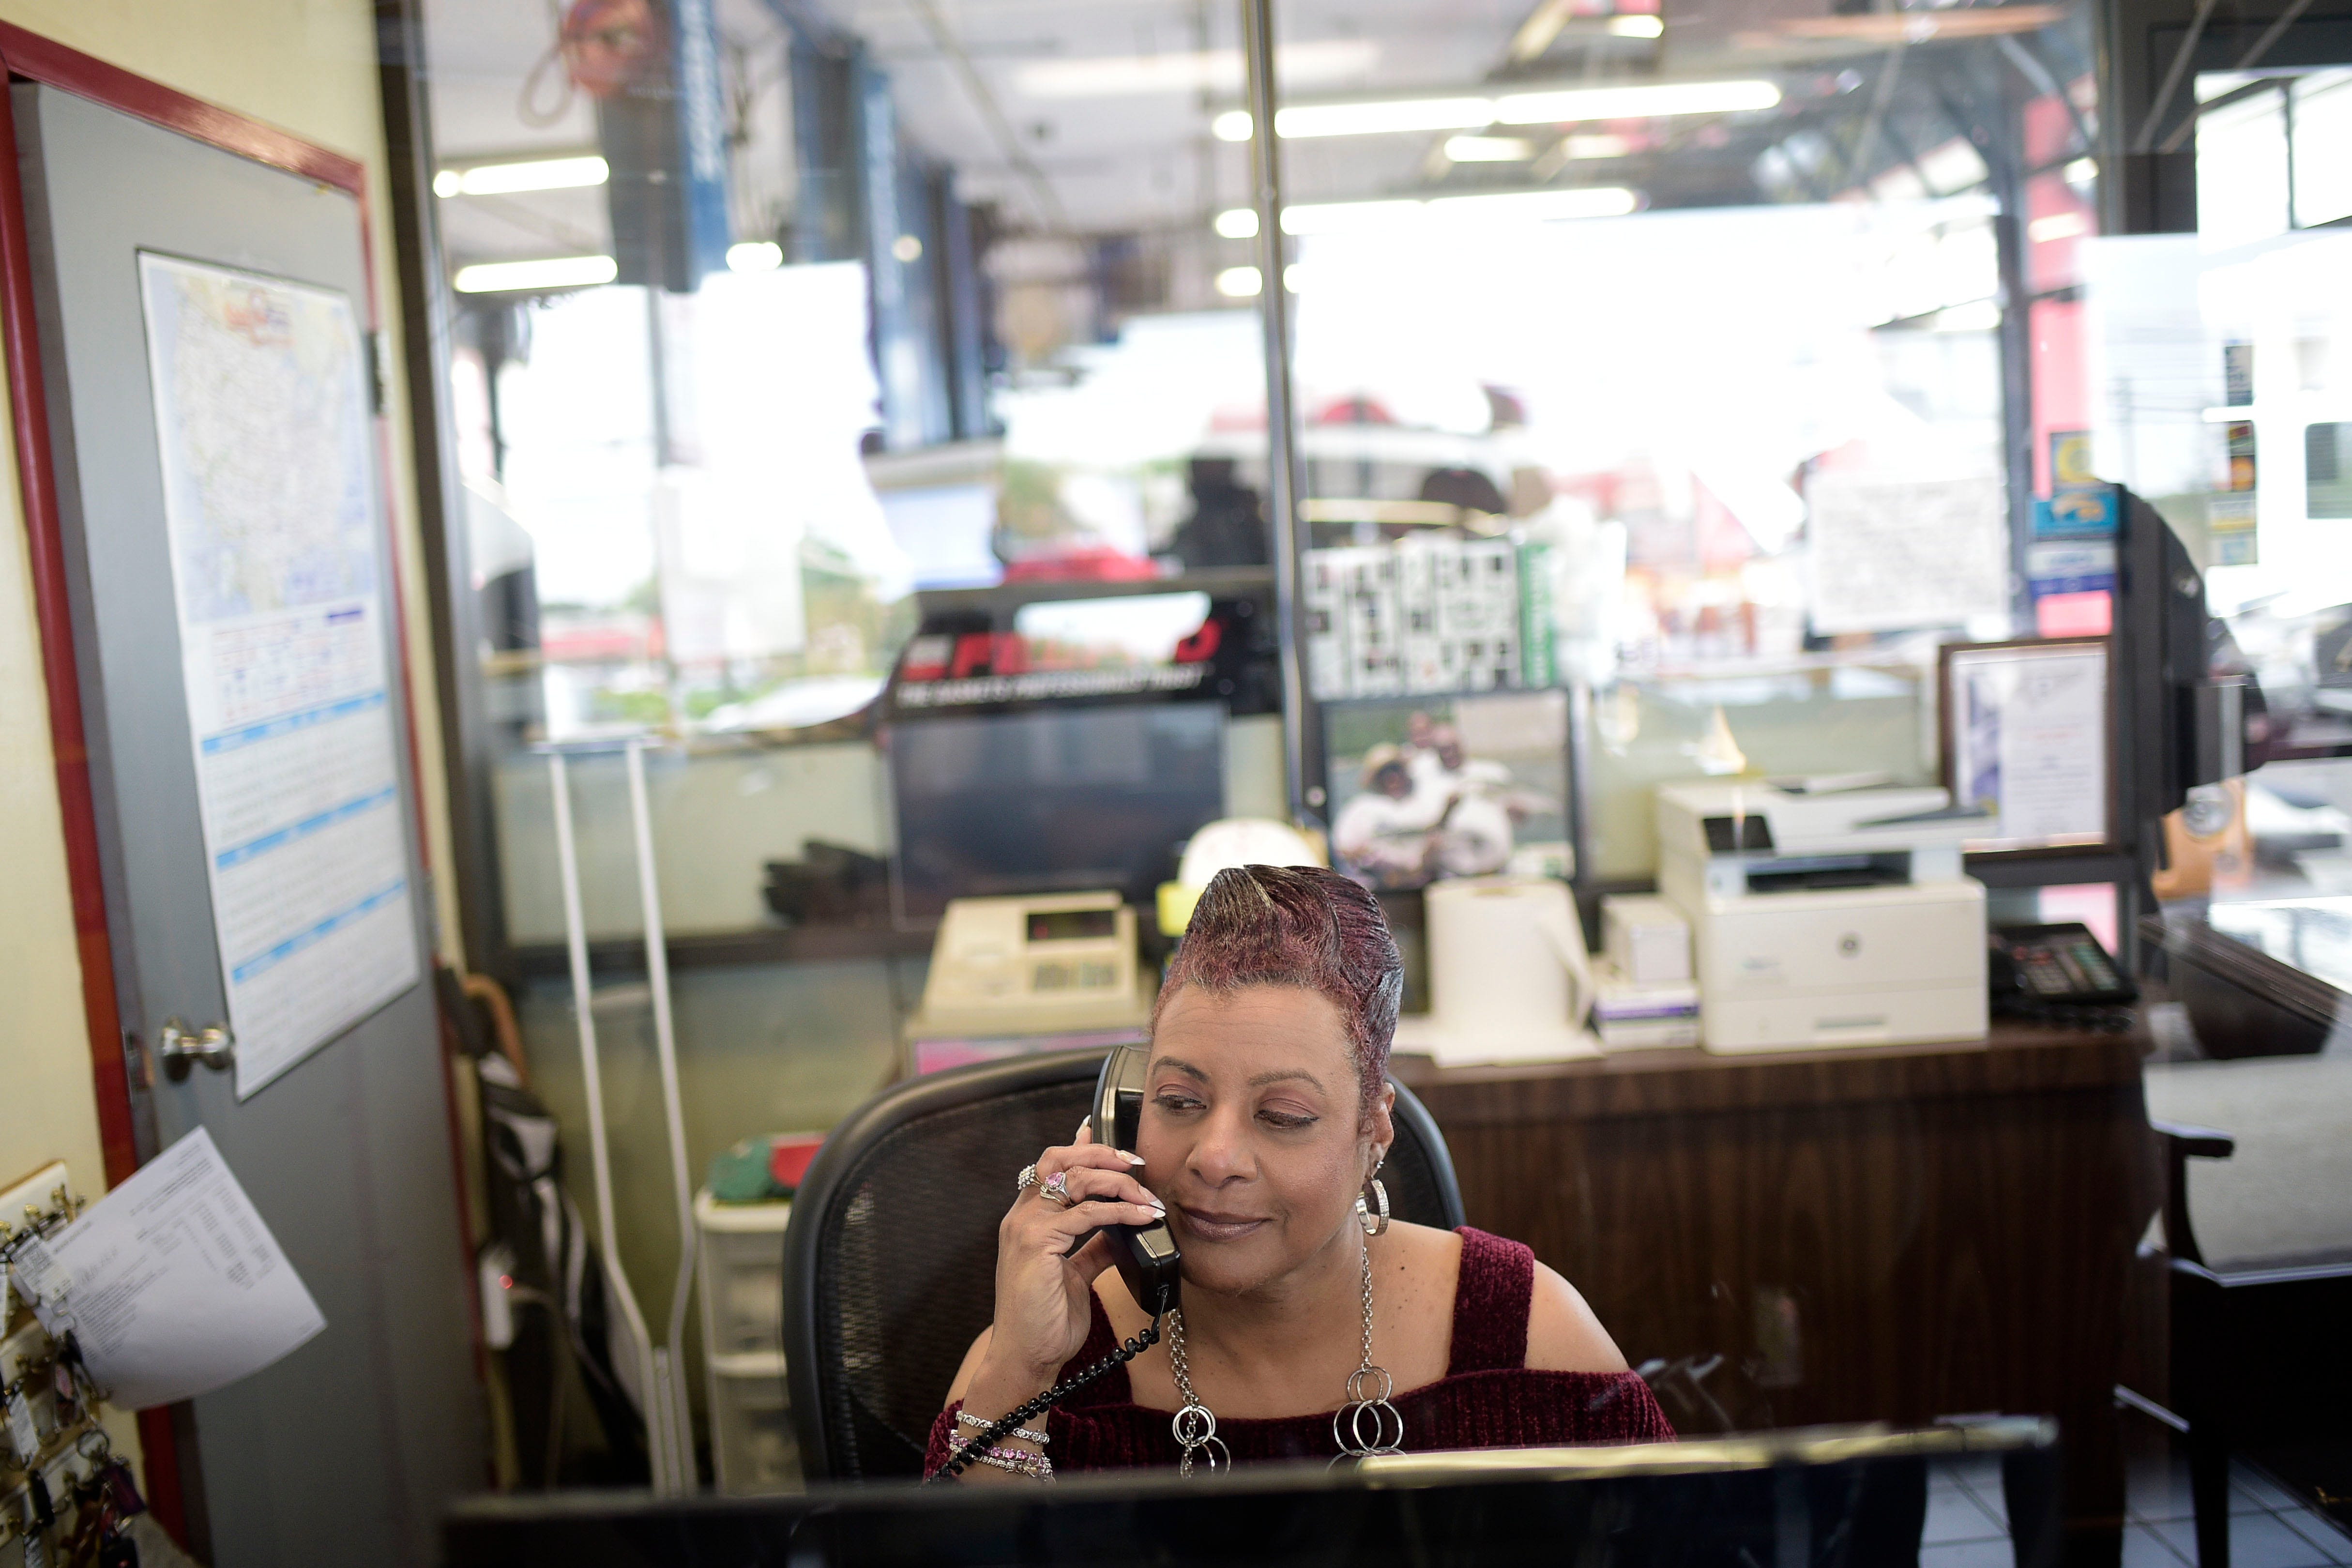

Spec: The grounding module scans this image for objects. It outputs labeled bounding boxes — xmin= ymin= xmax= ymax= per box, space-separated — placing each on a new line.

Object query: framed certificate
xmin=1938 ymin=638 xmax=2117 ymax=855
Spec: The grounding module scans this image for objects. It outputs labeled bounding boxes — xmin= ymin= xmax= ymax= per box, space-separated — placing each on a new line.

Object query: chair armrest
xmin=2151 ymin=1121 xmax=2235 ymax=1268
xmin=2151 ymin=1120 xmax=2236 ymax=1162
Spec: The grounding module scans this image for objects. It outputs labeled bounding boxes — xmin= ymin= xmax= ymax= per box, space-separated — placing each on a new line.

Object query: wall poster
xmin=138 ymin=252 xmax=419 ymax=1097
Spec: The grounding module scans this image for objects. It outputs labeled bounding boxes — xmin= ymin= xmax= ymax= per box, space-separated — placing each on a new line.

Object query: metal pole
xmin=548 ymin=749 xmax=672 ymax=1493
xmin=626 ymin=738 xmax=700 ymax=1491
xmin=1242 ymin=0 xmax=1312 ymax=824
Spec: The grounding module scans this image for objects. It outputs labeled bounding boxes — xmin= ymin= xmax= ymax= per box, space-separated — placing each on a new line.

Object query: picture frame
xmin=1937 ymin=637 xmax=2119 ymax=857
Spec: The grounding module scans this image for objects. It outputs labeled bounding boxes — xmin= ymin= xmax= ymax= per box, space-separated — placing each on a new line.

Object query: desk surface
xmin=1389 ymin=1018 xmax=2149 ymax=1124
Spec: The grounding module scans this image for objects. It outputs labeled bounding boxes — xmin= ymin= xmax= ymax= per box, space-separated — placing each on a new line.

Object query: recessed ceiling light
xmin=726 ymin=242 xmax=783 ymax=273
xmin=1215 ymin=208 xmax=1260 ymax=239
xmin=1608 ymin=15 xmax=1665 ymax=38
xmin=1215 ymin=265 xmax=1263 ymax=297
xmin=452 ymin=256 xmax=618 ymax=293
xmin=437 ymin=155 xmax=610 ymax=197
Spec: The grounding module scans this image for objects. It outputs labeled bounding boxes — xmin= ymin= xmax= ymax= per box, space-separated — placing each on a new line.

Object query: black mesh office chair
xmin=781 ymin=1047 xmax=1466 ymax=1481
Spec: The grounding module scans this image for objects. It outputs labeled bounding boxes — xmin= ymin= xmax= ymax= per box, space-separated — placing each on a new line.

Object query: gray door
xmin=15 ymin=82 xmax=482 ymax=1566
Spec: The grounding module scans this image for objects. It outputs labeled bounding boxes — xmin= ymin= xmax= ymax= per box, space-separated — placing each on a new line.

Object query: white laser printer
xmin=1654 ymin=780 xmax=1988 ymax=1053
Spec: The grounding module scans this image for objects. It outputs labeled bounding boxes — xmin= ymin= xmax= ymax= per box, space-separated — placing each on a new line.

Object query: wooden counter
xmin=1393 ymin=1021 xmax=2156 ymax=1568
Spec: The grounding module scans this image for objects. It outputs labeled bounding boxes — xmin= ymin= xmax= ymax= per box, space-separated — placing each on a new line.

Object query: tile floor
xmin=1916 ymin=1451 xmax=2352 ymax=1568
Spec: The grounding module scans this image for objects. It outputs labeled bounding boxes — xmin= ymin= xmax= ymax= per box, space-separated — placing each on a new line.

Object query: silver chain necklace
xmin=1164 ymin=1234 xmax=1405 ymax=1475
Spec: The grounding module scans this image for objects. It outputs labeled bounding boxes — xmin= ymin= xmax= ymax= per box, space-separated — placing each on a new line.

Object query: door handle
xmin=156 ymin=1018 xmax=235 ymax=1080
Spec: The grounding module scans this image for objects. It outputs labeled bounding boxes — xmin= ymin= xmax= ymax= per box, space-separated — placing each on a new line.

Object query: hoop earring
xmin=1355 ymin=1175 xmax=1389 ymax=1236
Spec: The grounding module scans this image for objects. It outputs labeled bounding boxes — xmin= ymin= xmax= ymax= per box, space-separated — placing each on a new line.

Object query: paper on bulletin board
xmin=1806 ymin=474 xmax=2009 ymax=634
xmin=138 ymin=253 xmax=419 ymax=1098
xmin=26 ymin=1128 xmax=325 ymax=1411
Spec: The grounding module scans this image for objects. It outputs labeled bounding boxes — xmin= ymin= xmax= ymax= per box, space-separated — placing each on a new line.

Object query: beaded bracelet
xmin=956 ymin=1410 xmax=1049 ymax=1445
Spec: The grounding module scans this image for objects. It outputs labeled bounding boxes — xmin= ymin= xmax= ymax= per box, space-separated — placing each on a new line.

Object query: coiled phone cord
xmin=936 ymin=1290 xmax=1169 ymax=1480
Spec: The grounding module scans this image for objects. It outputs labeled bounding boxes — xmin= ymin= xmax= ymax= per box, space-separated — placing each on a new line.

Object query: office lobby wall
xmin=0 ymin=0 xmax=458 ymax=1228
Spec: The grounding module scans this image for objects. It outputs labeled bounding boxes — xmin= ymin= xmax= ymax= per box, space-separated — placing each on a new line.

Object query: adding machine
xmin=1654 ymin=780 xmax=1989 ymax=1053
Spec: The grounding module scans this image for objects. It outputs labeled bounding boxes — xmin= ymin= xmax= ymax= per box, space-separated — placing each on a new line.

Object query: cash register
xmin=1654 ymin=779 xmax=1990 ymax=1052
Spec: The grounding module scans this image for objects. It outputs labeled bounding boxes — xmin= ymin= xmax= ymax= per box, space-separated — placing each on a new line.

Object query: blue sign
xmin=2033 ymin=486 xmax=2119 ymax=539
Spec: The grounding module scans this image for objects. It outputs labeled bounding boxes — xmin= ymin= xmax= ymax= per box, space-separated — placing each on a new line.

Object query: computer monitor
xmin=887 ymin=703 xmax=1227 ymax=924
xmin=443 ymin=1419 xmax=2060 ymax=1568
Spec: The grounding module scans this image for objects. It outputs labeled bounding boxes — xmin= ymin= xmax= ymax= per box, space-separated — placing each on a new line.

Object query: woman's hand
xmin=977 ymin=1121 xmax=1165 ymax=1390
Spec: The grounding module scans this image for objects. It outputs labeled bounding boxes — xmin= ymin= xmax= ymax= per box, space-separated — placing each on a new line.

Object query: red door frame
xmin=0 ymin=24 xmax=436 ymax=1544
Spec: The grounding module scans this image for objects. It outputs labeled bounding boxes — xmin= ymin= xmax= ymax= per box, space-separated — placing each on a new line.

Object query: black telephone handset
xmin=1988 ymin=921 xmax=2137 ymax=1029
xmin=1090 ymin=1045 xmax=1182 ymax=1317
xmin=938 ymin=1048 xmax=1178 ymax=1479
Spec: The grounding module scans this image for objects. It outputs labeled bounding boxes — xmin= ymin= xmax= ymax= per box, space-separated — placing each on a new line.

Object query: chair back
xmin=781 ymin=1047 xmax=1465 ymax=1480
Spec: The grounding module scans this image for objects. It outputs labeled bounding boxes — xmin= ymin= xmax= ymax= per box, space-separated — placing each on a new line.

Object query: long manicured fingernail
xmin=1118 ymin=1150 xmax=1145 ymax=1166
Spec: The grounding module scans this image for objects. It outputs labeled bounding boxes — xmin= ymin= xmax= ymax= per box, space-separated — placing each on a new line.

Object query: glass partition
xmin=409 ymin=0 xmax=2352 ymax=1529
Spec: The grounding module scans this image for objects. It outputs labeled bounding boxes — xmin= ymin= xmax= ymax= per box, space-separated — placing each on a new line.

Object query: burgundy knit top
xmin=925 ymin=1227 xmax=1672 ymax=1475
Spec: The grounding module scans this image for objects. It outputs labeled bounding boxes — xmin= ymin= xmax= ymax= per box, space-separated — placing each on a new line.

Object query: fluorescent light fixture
xmin=1561 ymin=133 xmax=1633 ymax=159
xmin=1215 ymin=78 xmax=1781 ymax=141
xmin=1213 ymin=189 xmax=1638 ymax=240
xmin=1278 ymin=97 xmax=1496 ymax=138
xmin=438 ymin=155 xmax=610 ymax=197
xmin=1931 ymin=299 xmax=2002 ymax=333
xmin=1215 ymin=265 xmax=1263 ymax=297
xmin=2064 ymin=156 xmax=2098 ymax=184
xmin=727 ymin=241 xmax=783 ymax=272
xmin=1445 ymin=135 xmax=1538 ymax=162
xmin=1282 ymin=198 xmax=1427 ymax=234
xmin=1017 ymin=40 xmax=1377 ymax=99
xmin=1608 ymin=15 xmax=1665 ymax=38
xmin=1494 ymin=80 xmax=1780 ymax=124
xmin=453 ymin=255 xmax=618 ymax=293
xmin=1428 ymin=187 xmax=1639 ymax=221
xmin=2027 ymin=211 xmax=2090 ymax=244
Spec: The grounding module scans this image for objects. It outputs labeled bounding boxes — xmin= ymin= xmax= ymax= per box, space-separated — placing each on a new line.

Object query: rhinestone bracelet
xmin=967 ymin=1445 xmax=1054 ymax=1480
xmin=956 ymin=1410 xmax=1049 ymax=1445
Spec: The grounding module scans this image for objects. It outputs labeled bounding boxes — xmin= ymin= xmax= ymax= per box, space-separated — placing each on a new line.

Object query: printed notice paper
xmin=138 ymin=254 xmax=419 ymax=1096
xmin=1948 ymin=642 xmax=2109 ymax=851
xmin=30 ymin=1128 xmax=325 ymax=1410
xmin=1807 ymin=473 xmax=2009 ymax=635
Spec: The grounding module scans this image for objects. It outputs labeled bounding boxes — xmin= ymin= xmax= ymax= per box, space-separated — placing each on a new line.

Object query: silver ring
xmin=1040 ymin=1170 xmax=1075 ymax=1207
xmin=1015 ymin=1162 xmax=1040 ymax=1195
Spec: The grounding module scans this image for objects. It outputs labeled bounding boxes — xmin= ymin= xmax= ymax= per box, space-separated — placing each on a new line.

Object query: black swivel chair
xmin=781 ymin=1048 xmax=1467 ymax=1481
xmin=2140 ymin=1120 xmax=2352 ymax=1568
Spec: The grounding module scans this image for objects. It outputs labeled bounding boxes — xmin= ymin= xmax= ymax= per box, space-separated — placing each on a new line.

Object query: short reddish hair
xmin=1152 ymin=864 xmax=1403 ymax=1120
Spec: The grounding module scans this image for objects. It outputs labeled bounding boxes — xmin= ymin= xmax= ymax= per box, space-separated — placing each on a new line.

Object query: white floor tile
xmin=2124 ymin=1523 xmax=2191 ymax=1568
xmin=2278 ymin=1509 xmax=2352 ymax=1567
xmin=2151 ymin=1511 xmax=2338 ymax=1568
xmin=1920 ymin=1539 xmax=2016 ymax=1568
xmin=1923 ymin=1485 xmax=2008 ymax=1545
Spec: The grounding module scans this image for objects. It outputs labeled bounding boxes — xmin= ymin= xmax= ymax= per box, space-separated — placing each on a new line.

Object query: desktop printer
xmin=1654 ymin=781 xmax=1988 ymax=1052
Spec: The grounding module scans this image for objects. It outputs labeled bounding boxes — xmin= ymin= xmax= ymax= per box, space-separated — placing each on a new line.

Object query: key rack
xmin=0 ymin=1162 xmax=137 ymax=1556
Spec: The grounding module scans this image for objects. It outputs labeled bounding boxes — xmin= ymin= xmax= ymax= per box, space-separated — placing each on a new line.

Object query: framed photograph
xmin=1938 ymin=637 xmax=2117 ymax=855
xmin=1323 ymin=689 xmax=1571 ymax=891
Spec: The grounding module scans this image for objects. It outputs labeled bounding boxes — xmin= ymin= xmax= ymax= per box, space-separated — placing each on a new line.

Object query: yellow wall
xmin=0 ymin=0 xmax=460 ymax=1473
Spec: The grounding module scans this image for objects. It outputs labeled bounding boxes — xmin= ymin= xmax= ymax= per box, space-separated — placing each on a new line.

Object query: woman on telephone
xmin=928 ymin=864 xmax=1670 ymax=1480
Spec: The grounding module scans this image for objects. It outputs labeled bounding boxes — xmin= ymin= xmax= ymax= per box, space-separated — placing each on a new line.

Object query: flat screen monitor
xmin=888 ymin=703 xmax=1227 ymax=924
